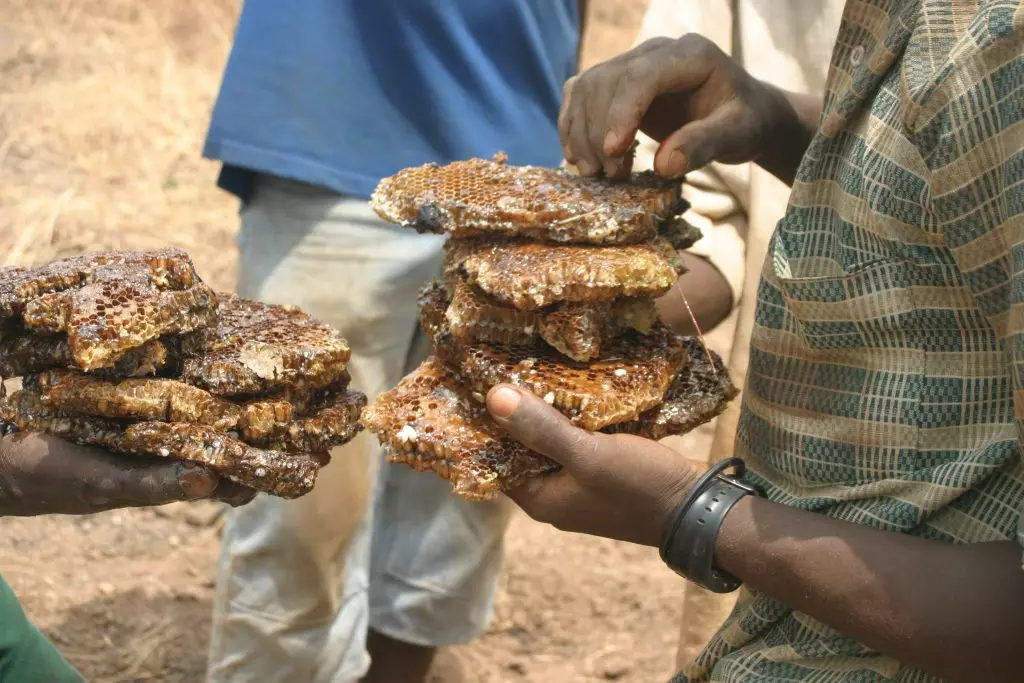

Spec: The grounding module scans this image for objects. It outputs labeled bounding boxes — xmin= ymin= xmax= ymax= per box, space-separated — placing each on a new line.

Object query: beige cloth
xmin=629 ymin=0 xmax=844 ymax=668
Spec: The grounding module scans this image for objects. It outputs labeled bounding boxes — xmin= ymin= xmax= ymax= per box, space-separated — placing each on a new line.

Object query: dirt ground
xmin=0 ymin=2 xmax=730 ymax=681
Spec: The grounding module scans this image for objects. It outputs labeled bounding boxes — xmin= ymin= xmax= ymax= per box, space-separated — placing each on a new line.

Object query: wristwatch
xmin=659 ymin=457 xmax=760 ymax=593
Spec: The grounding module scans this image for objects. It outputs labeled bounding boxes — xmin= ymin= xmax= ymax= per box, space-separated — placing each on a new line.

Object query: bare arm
xmin=656 ymin=253 xmax=732 ymax=334
xmin=486 ymin=387 xmax=1024 ymax=683
xmin=717 ymin=496 xmax=1024 ymax=683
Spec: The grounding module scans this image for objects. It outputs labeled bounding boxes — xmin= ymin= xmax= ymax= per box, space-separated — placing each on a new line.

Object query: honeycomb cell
xmin=0 ymin=332 xmax=171 ymax=379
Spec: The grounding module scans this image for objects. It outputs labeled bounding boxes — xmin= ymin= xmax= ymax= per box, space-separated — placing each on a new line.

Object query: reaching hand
xmin=486 ymin=385 xmax=699 ymax=546
xmin=560 ymin=34 xmax=815 ymax=184
xmin=0 ymin=432 xmax=255 ymax=516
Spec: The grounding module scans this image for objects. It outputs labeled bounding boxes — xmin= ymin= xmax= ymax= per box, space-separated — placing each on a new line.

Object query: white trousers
xmin=206 ymin=176 xmax=514 ymax=683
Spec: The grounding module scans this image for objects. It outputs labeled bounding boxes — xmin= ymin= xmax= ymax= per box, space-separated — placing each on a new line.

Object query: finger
xmin=96 ymin=458 xmax=218 ymax=508
xmin=580 ymin=71 xmax=624 ymax=177
xmin=558 ymin=76 xmax=577 ymax=163
xmin=652 ymin=100 xmax=751 ymax=177
xmin=486 ymin=385 xmax=605 ymax=472
xmin=602 ymin=36 xmax=711 ymax=159
xmin=565 ymin=76 xmax=601 ymax=176
xmin=602 ymin=35 xmax=724 ymax=161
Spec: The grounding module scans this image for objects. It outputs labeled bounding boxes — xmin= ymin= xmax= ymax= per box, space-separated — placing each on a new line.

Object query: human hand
xmin=559 ymin=34 xmax=789 ymax=179
xmin=0 ymin=432 xmax=255 ymax=516
xmin=486 ymin=385 xmax=699 ymax=546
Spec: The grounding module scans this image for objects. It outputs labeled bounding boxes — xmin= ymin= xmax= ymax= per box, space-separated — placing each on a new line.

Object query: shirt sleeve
xmin=917 ymin=11 xmax=1024 ymax=551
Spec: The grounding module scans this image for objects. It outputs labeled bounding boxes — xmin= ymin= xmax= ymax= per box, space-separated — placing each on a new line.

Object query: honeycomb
xmin=2 ymin=249 xmax=215 ymax=371
xmin=444 ymin=236 xmax=682 ymax=310
xmin=179 ymin=293 xmax=351 ymax=396
xmin=0 ymin=250 xmax=362 ymax=500
xmin=239 ymin=388 xmax=366 ymax=454
xmin=0 ymin=248 xmax=196 ymax=319
xmin=660 ymin=215 xmax=704 ymax=250
xmin=364 ymin=157 xmax=738 ymax=497
xmin=0 ymin=332 xmax=171 ymax=379
xmin=26 ymin=368 xmax=364 ymax=455
xmin=432 ymin=325 xmax=690 ymax=431
xmin=429 ymin=279 xmax=658 ymax=363
xmin=360 ymin=356 xmax=558 ymax=501
xmin=371 ymin=154 xmax=684 ymax=245
xmin=360 ymin=348 xmax=737 ymax=500
xmin=604 ymin=337 xmax=738 ymax=439
xmin=0 ymin=387 xmax=319 ymax=498
xmin=30 ymin=369 xmax=244 ymax=431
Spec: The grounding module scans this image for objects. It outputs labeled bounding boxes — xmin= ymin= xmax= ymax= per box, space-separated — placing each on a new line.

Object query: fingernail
xmin=665 ymin=150 xmax=687 ymax=178
xmin=563 ymin=144 xmax=576 ymax=163
xmin=488 ymin=387 xmax=522 ymax=419
xmin=576 ymin=159 xmax=599 ymax=177
xmin=604 ymin=157 xmax=622 ymax=177
xmin=603 ymin=130 xmax=620 ymax=154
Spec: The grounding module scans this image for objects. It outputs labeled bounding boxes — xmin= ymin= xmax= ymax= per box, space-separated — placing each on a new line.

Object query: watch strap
xmin=659 ymin=458 xmax=758 ymax=594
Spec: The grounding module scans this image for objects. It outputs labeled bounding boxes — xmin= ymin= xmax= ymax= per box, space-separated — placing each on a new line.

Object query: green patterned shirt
xmin=674 ymin=1 xmax=1024 ymax=681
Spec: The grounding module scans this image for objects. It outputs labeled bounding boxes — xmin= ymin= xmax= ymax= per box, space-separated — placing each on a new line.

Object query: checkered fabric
xmin=672 ymin=1 xmax=1024 ymax=681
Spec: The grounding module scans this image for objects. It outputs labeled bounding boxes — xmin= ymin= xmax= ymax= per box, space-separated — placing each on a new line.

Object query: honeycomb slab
xmin=371 ymin=154 xmax=683 ymax=245
xmin=179 ymin=293 xmax=351 ymax=396
xmin=361 ymin=356 xmax=558 ymax=500
xmin=444 ymin=237 xmax=682 ymax=310
xmin=0 ymin=248 xmax=217 ymax=371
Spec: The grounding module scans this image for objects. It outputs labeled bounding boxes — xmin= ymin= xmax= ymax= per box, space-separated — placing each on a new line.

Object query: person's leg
xmin=206 ymin=175 xmax=445 ymax=683
xmin=362 ymin=324 xmax=516 ymax=683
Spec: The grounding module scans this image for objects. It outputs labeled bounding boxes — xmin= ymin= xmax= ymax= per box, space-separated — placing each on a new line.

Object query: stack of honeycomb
xmin=0 ymin=249 xmax=364 ymax=499
xmin=363 ymin=155 xmax=737 ymax=501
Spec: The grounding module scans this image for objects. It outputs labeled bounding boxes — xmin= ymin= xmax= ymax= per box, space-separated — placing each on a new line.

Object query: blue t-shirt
xmin=203 ymin=0 xmax=580 ymax=201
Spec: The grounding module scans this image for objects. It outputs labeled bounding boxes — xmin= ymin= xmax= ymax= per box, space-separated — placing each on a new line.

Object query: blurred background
xmin=0 ymin=2 xmax=721 ymax=681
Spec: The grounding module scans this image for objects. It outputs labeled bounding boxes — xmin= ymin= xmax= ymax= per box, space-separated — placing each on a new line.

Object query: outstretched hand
xmin=0 ymin=432 xmax=255 ymax=516
xmin=487 ymin=385 xmax=699 ymax=547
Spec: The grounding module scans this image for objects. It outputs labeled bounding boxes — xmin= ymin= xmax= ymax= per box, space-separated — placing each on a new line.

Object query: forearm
xmin=656 ymin=253 xmax=732 ymax=335
xmin=755 ymin=85 xmax=821 ymax=185
xmin=716 ymin=495 xmax=1024 ymax=682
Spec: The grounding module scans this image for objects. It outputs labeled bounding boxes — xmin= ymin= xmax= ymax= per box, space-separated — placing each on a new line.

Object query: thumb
xmin=486 ymin=385 xmax=602 ymax=471
xmin=652 ymin=100 xmax=756 ymax=177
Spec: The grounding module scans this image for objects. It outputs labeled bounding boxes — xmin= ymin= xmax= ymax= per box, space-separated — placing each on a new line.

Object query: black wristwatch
xmin=659 ymin=457 xmax=759 ymax=593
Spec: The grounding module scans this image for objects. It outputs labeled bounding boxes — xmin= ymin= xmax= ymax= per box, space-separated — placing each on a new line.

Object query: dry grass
xmin=0 ymin=0 xmax=241 ymax=289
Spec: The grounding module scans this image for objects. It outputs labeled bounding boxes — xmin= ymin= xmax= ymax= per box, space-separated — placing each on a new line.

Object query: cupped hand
xmin=487 ymin=385 xmax=699 ymax=547
xmin=0 ymin=432 xmax=255 ymax=516
xmin=560 ymin=34 xmax=778 ymax=179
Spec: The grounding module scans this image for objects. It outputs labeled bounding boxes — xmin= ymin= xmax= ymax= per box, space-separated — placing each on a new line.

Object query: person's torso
xmin=203 ymin=0 xmax=579 ymax=199
xmin=678 ymin=1 xmax=1024 ymax=681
